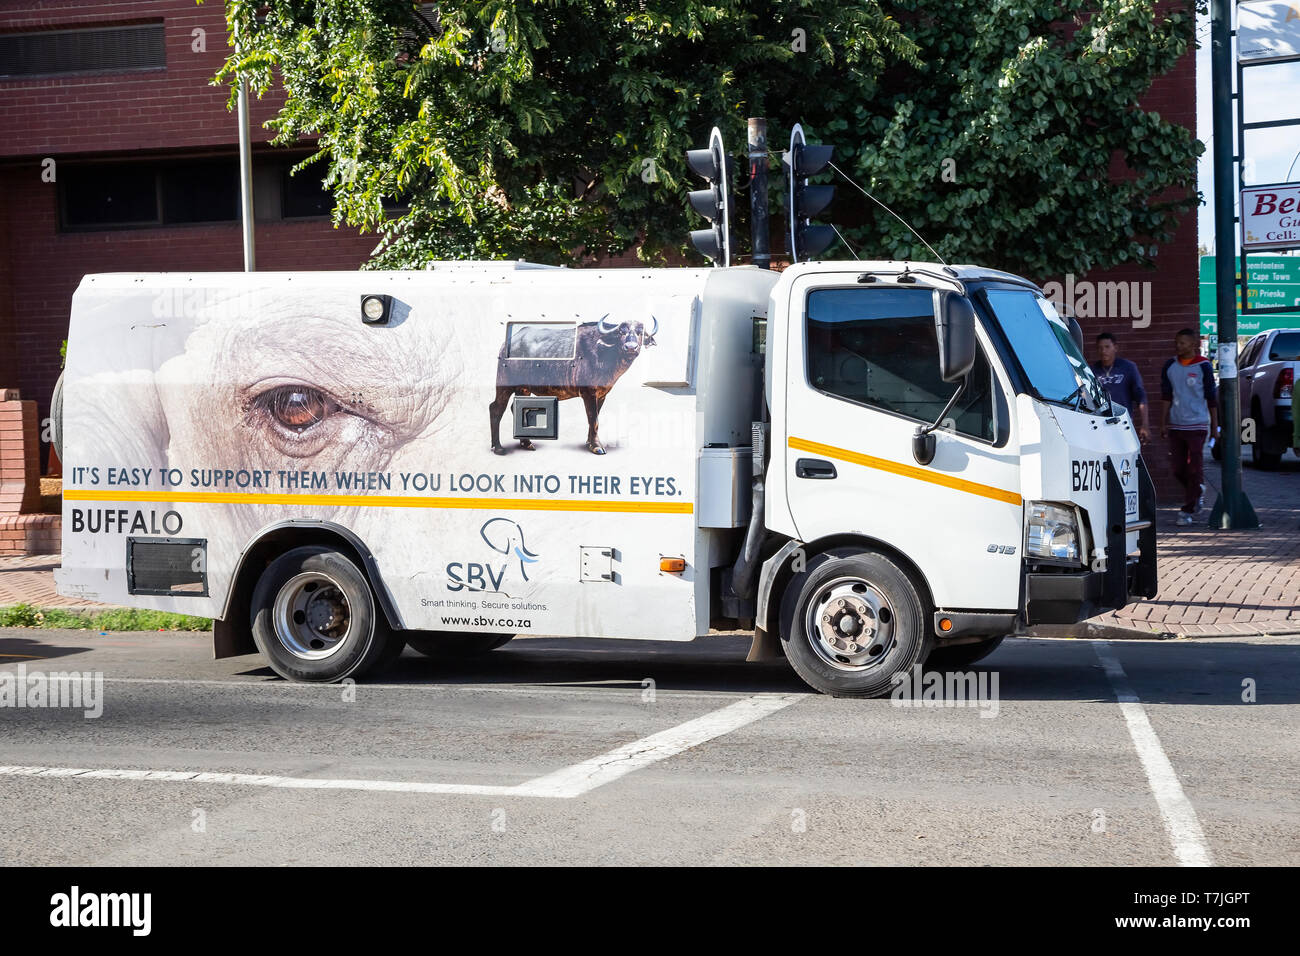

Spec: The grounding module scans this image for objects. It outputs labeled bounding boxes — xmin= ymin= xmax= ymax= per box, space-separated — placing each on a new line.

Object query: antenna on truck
xmin=826 ymin=160 xmax=948 ymax=266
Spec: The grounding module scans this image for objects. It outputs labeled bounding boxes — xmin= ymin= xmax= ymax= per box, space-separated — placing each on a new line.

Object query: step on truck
xmin=55 ymin=260 xmax=1157 ymax=697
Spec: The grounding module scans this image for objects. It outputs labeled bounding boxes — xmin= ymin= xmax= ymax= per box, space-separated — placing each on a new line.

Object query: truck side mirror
xmin=914 ymin=292 xmax=977 ymax=466
xmin=936 ymin=292 xmax=976 ymax=383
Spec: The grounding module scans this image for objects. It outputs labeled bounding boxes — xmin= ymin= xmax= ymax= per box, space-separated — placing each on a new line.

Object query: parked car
xmin=1239 ymin=328 xmax=1299 ymax=468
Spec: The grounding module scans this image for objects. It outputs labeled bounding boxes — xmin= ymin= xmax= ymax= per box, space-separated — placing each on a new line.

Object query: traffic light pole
xmin=748 ymin=118 xmax=770 ymax=270
xmin=1208 ymin=0 xmax=1258 ymax=529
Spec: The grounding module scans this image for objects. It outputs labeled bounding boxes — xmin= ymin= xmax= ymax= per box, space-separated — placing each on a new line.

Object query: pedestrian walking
xmin=1161 ymin=328 xmax=1219 ymax=525
xmin=1092 ymin=332 xmax=1151 ymax=442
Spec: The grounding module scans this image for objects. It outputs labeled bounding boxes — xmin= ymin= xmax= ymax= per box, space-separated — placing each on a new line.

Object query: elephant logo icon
xmin=480 ymin=517 xmax=540 ymax=582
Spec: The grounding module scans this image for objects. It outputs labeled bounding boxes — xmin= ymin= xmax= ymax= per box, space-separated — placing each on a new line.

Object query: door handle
xmin=795 ymin=458 xmax=837 ymax=479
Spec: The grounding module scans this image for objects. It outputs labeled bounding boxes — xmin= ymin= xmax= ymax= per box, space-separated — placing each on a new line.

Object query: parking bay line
xmin=0 ymin=693 xmax=802 ymax=800
xmin=1093 ymin=642 xmax=1214 ymax=867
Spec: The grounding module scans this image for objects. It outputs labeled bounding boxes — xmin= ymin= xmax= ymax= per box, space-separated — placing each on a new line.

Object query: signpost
xmin=1211 ymin=0 xmax=1258 ymax=529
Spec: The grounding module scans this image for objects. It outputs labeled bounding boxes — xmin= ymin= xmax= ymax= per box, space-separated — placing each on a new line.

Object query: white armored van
xmin=56 ymin=260 xmax=1156 ymax=696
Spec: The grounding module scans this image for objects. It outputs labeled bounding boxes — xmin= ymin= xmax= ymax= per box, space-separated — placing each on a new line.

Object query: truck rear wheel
xmin=926 ymin=635 xmax=1005 ymax=670
xmin=250 ymin=546 xmax=399 ymax=683
xmin=405 ymin=633 xmax=514 ymax=658
xmin=778 ymin=549 xmax=931 ymax=698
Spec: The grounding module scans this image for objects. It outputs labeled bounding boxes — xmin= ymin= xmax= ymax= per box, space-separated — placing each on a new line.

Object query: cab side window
xmin=806 ymin=287 xmax=1005 ymax=444
xmin=1239 ymin=336 xmax=1262 ymax=369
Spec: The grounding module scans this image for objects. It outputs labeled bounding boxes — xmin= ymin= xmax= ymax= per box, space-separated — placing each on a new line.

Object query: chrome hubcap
xmin=273 ymin=572 xmax=352 ymax=661
xmin=805 ymin=576 xmax=896 ymax=671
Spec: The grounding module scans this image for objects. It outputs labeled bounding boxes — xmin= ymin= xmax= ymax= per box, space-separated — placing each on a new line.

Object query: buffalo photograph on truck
xmin=490 ymin=314 xmax=658 ymax=455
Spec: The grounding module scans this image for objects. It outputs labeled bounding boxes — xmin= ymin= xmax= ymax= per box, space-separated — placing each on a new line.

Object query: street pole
xmin=237 ymin=76 xmax=256 ymax=272
xmin=1208 ymin=0 xmax=1258 ymax=529
xmin=748 ymin=118 xmax=769 ymax=269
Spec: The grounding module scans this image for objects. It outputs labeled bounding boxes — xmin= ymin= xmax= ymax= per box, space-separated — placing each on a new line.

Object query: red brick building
xmin=0 ymin=0 xmax=375 ymax=467
xmin=0 ymin=0 xmax=1200 ymax=498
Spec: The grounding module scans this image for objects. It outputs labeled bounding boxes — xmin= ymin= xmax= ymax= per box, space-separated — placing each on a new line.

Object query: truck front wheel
xmin=778 ymin=549 xmax=931 ymax=698
xmin=250 ymin=546 xmax=400 ymax=683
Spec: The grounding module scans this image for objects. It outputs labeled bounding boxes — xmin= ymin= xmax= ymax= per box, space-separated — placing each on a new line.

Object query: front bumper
xmin=1022 ymin=455 xmax=1158 ymax=626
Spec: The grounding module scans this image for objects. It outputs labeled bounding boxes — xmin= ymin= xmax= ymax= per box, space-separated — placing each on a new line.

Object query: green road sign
xmin=1200 ymin=254 xmax=1300 ymax=339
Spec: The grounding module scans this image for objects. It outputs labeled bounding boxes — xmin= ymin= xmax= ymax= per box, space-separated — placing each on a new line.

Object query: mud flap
xmin=213 ymin=618 xmax=255 ymax=660
xmin=746 ymin=626 xmax=784 ymax=662
xmin=1133 ymin=456 xmax=1158 ymax=599
xmin=1102 ymin=460 xmax=1128 ymax=612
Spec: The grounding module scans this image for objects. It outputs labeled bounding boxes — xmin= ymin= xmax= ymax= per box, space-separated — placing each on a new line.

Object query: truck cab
xmin=748 ymin=261 xmax=1156 ymax=696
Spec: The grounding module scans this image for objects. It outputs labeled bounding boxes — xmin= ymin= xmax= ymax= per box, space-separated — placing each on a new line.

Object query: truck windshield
xmin=982 ymin=288 xmax=1109 ymax=414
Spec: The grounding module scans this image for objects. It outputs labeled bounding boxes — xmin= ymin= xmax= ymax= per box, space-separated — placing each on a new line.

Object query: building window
xmin=280 ymin=163 xmax=407 ymax=219
xmin=281 ymin=166 xmax=333 ymax=219
xmin=60 ymin=159 xmax=239 ymax=230
xmin=61 ymin=164 xmax=160 ymax=228
xmin=0 ymin=23 xmax=166 ymax=80
xmin=161 ymin=161 xmax=239 ymax=225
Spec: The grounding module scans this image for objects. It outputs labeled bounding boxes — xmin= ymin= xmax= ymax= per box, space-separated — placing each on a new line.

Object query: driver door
xmin=779 ymin=277 xmax=1024 ymax=611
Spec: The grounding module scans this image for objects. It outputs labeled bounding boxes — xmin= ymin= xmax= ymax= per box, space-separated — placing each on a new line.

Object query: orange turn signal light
xmin=660 ymin=557 xmax=687 ymax=573
xmin=939 ymin=617 xmax=953 ymax=632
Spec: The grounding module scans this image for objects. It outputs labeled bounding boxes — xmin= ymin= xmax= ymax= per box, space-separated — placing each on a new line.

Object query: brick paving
xmin=1096 ymin=449 xmax=1300 ymax=637
xmin=0 ymin=553 xmax=114 ymax=610
xmin=2 ymin=452 xmax=1297 ymax=635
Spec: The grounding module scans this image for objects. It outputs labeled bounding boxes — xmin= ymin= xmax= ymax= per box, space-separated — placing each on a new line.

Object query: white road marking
xmin=519 ymin=693 xmax=802 ymax=798
xmin=0 ymin=693 xmax=801 ymax=800
xmin=1093 ymin=643 xmax=1214 ymax=867
xmin=0 ymin=765 xmax=519 ymax=796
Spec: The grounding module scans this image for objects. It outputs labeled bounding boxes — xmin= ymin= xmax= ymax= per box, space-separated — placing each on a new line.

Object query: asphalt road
xmin=1 ymin=629 xmax=1297 ymax=866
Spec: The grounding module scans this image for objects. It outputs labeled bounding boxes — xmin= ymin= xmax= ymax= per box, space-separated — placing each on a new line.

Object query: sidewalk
xmin=1082 ymin=450 xmax=1300 ymax=639
xmin=3 ymin=454 xmax=1298 ymax=637
xmin=0 ymin=553 xmax=113 ymax=610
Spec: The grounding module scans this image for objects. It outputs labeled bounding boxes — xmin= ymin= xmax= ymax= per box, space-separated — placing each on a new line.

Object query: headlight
xmin=1025 ymin=502 xmax=1080 ymax=562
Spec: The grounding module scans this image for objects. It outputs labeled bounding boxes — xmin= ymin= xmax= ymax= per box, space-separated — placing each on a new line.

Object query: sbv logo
xmin=446 ymin=517 xmax=540 ymax=594
xmin=480 ymin=517 xmax=539 ymax=581
xmin=1120 ymin=459 xmax=1132 ymax=486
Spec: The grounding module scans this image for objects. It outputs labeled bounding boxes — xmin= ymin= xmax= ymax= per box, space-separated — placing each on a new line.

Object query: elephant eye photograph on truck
xmin=55 ymin=259 xmax=1156 ymax=698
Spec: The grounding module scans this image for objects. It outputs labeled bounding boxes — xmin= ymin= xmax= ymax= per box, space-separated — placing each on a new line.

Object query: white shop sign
xmin=1241 ymin=183 xmax=1300 ymax=251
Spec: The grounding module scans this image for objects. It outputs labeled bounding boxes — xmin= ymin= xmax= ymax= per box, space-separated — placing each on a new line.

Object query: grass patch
xmin=0 ymin=603 xmax=211 ymax=631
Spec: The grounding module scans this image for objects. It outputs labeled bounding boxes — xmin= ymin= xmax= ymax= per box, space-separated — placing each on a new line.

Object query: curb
xmin=1024 ymin=621 xmax=1300 ymax=641
xmin=2 ymin=604 xmax=135 ymax=614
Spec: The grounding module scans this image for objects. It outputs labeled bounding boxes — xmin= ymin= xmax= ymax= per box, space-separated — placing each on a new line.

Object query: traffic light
xmin=686 ymin=127 xmax=733 ymax=266
xmin=784 ymin=123 xmax=835 ymax=262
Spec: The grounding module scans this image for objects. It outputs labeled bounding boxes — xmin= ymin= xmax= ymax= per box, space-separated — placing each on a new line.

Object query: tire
xmin=250 ymin=546 xmax=398 ymax=682
xmin=1250 ymin=438 xmax=1282 ymax=470
xmin=926 ymin=635 xmax=1005 ymax=671
xmin=51 ymin=371 xmax=64 ymax=461
xmin=405 ymin=632 xmax=514 ymax=658
xmin=1246 ymin=401 xmax=1282 ymax=469
xmin=778 ymin=548 xmax=931 ymax=698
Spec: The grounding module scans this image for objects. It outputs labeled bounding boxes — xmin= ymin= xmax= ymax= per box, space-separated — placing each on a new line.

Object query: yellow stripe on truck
xmin=788 ymin=436 xmax=1022 ymax=506
xmin=63 ymin=489 xmax=693 ymax=514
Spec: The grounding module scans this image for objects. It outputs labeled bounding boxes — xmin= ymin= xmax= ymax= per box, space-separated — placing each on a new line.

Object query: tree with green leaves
xmin=214 ymin=0 xmax=1201 ymax=279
